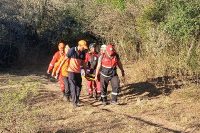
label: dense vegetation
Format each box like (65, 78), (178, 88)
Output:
(0, 0), (199, 76)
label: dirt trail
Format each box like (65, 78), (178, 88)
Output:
(1, 66), (199, 133)
(32, 75), (198, 133)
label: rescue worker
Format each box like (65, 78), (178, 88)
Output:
(67, 40), (88, 107)
(85, 43), (100, 99)
(55, 45), (71, 101)
(95, 44), (125, 105)
(98, 44), (107, 101)
(47, 41), (66, 96)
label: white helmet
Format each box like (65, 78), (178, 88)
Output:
(100, 44), (106, 50)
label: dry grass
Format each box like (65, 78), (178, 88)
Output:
(0, 63), (200, 133)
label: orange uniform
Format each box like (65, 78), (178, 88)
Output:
(47, 51), (64, 72)
(52, 55), (65, 77)
(61, 59), (69, 77)
(47, 51), (65, 92)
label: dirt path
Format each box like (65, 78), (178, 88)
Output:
(32, 76), (198, 133)
(1, 67), (199, 133)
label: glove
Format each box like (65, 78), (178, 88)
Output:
(55, 73), (59, 79)
(47, 70), (50, 74)
(81, 69), (85, 76)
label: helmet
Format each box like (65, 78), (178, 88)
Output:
(106, 44), (115, 56)
(89, 43), (96, 49)
(78, 40), (88, 49)
(100, 44), (106, 50)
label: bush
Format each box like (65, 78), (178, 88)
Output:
(139, 0), (200, 72)
(162, 0), (200, 42)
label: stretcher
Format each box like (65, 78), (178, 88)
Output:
(83, 74), (95, 81)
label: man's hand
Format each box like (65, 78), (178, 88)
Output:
(55, 71), (59, 79)
(56, 70), (59, 75)
(81, 69), (85, 76)
(94, 75), (97, 81)
(51, 73), (54, 77)
(55, 74), (59, 79)
(47, 70), (50, 74)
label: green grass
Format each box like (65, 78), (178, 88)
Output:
(0, 76), (41, 132)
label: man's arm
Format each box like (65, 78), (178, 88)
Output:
(47, 52), (59, 74)
(84, 53), (89, 63)
(94, 55), (102, 80)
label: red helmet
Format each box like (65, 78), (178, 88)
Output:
(106, 44), (115, 56)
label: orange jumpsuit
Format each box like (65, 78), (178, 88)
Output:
(47, 51), (65, 92)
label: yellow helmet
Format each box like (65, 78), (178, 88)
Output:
(78, 40), (88, 49)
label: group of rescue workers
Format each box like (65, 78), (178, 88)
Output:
(47, 40), (125, 107)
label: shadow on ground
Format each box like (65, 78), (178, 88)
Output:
(25, 88), (61, 106)
(119, 76), (184, 100)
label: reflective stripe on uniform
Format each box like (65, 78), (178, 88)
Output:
(100, 72), (112, 78)
(50, 64), (53, 66)
(112, 92), (118, 95)
(102, 65), (112, 68)
(101, 95), (106, 97)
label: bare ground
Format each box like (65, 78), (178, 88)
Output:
(0, 64), (200, 133)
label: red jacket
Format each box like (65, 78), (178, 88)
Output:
(47, 51), (64, 72)
(85, 52), (98, 70)
(100, 53), (119, 77)
(101, 53), (118, 68)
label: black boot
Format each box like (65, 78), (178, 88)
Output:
(102, 97), (108, 105)
(66, 95), (70, 102)
(111, 95), (119, 105)
(99, 96), (103, 102)
(63, 95), (70, 102)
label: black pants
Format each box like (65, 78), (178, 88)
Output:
(68, 72), (82, 105)
(100, 74), (120, 102)
(63, 76), (70, 96)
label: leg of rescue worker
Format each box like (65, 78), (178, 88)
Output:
(87, 80), (93, 97)
(68, 72), (77, 106)
(100, 75), (110, 104)
(110, 75), (120, 103)
(63, 76), (70, 101)
(92, 81), (97, 99)
(58, 74), (65, 94)
(94, 74), (101, 100)
(76, 73), (82, 104)
(96, 74), (101, 94)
